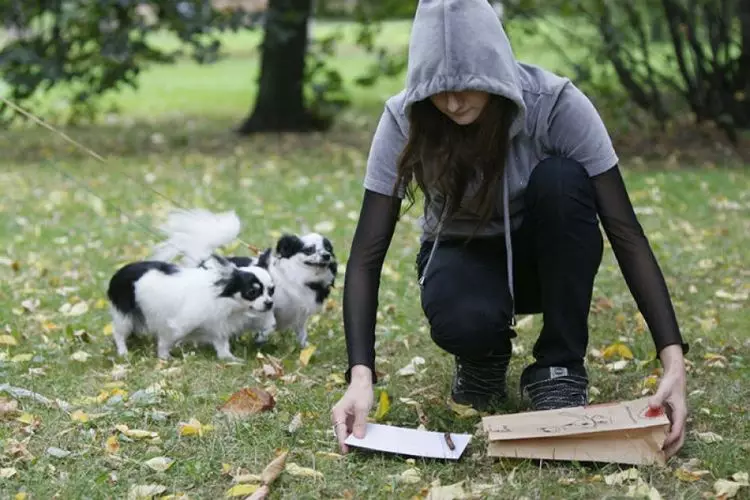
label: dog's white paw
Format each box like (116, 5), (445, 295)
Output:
(219, 354), (242, 363)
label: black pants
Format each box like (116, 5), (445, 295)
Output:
(416, 157), (604, 371)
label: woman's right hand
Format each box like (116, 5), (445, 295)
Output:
(331, 365), (374, 453)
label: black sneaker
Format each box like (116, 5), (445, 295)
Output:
(519, 364), (588, 411)
(451, 352), (511, 412)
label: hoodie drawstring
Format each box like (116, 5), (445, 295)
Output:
(503, 170), (516, 327)
(418, 170), (517, 329)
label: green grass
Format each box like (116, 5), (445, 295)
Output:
(1, 19), (750, 500)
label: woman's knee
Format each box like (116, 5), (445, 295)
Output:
(527, 156), (594, 204)
(427, 301), (513, 358)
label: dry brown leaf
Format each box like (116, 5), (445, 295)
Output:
(219, 388), (275, 419)
(260, 450), (288, 485)
(0, 397), (19, 419)
(245, 485), (270, 500)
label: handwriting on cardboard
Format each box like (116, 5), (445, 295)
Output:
(344, 423), (472, 460)
(482, 396), (670, 441)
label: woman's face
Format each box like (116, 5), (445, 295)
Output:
(430, 90), (490, 125)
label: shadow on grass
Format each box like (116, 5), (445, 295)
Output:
(0, 112), (379, 166)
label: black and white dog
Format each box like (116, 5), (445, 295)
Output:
(152, 209), (337, 348)
(107, 242), (276, 361)
(228, 232), (337, 347)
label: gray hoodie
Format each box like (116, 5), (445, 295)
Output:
(363, 0), (619, 323)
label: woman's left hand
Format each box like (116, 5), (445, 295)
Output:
(648, 344), (688, 458)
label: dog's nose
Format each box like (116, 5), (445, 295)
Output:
(264, 300), (273, 311)
(320, 252), (331, 262)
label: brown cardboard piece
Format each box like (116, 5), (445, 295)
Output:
(481, 397), (671, 466)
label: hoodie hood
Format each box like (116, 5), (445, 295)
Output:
(402, 0), (527, 138)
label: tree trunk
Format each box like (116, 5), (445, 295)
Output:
(236, 0), (327, 134)
(738, 0), (750, 128)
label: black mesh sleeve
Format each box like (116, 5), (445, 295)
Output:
(343, 189), (403, 384)
(592, 165), (689, 356)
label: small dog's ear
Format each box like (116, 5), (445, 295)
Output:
(256, 248), (272, 269)
(276, 234), (304, 258)
(217, 271), (242, 298)
(323, 237), (335, 256)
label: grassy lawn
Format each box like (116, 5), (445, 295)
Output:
(1, 19), (750, 500)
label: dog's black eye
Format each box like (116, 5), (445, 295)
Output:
(268, 286), (275, 296)
(302, 246), (316, 255)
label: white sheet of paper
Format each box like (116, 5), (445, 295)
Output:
(344, 423), (472, 460)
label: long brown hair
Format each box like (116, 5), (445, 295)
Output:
(393, 94), (516, 233)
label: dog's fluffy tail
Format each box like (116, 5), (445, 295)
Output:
(151, 208), (241, 266)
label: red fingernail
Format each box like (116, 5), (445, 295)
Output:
(645, 407), (664, 417)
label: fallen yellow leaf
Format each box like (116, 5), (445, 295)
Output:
(374, 390), (390, 421)
(447, 398), (479, 418)
(643, 375), (659, 390)
(224, 484), (259, 497)
(675, 467), (711, 482)
(16, 413), (36, 425)
(105, 435), (120, 454)
(299, 345), (316, 366)
(128, 484), (167, 499)
(10, 353), (33, 363)
(71, 410), (89, 423)
(143, 456), (174, 472)
(103, 323), (114, 335)
(602, 343), (634, 360)
(285, 462), (324, 479)
(70, 350), (91, 362)
(177, 418), (214, 437)
(0, 467), (17, 479)
(0, 335), (18, 346)
(116, 424), (158, 439)
(714, 478), (743, 499)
